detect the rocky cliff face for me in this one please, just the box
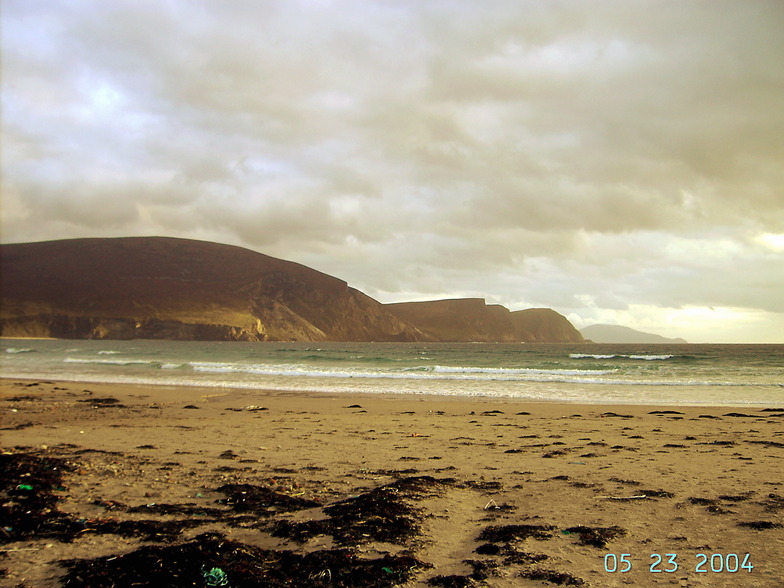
[385,299,584,343]
[0,237,429,342]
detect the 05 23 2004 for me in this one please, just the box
[603,553,754,573]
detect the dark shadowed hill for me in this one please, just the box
[0,237,430,342]
[580,324,688,344]
[385,299,584,343]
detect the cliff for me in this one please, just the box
[385,299,584,343]
[0,237,429,342]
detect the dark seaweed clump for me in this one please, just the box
[273,476,450,546]
[60,532,426,587]
[563,526,626,549]
[217,483,321,515]
[477,524,556,543]
[737,521,783,530]
[760,494,784,511]
[0,451,225,544]
[427,575,475,587]
[0,452,74,543]
[519,567,586,585]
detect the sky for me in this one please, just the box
[2,1,783,343]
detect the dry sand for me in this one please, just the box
[1,378,783,587]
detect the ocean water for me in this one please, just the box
[1,339,783,406]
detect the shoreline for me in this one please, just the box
[2,376,779,409]
[2,377,783,586]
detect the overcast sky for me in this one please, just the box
[3,1,783,343]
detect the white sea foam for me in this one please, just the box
[5,347,35,354]
[64,358,158,366]
[569,353,674,361]
[98,350,121,355]
[427,365,613,376]
[187,361,623,385]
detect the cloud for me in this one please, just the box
[2,0,783,342]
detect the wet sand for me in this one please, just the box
[1,378,783,587]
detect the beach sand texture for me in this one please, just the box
[2,379,783,587]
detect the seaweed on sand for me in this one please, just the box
[59,532,427,587]
[216,483,321,515]
[519,567,586,585]
[273,476,451,546]
[476,524,557,543]
[562,525,627,549]
[0,451,73,543]
[1,451,221,544]
[737,521,783,530]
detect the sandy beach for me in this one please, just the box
[1,378,783,587]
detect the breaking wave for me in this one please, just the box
[570,353,674,361]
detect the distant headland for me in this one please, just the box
[0,236,583,343]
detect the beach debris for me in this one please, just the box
[477,524,556,544]
[688,497,719,506]
[77,397,125,408]
[638,489,675,498]
[759,493,784,511]
[463,480,503,491]
[519,567,586,585]
[462,559,501,580]
[216,483,320,515]
[59,532,427,587]
[427,574,475,587]
[562,525,626,548]
[746,440,784,448]
[202,565,229,586]
[706,505,735,514]
[700,440,735,446]
[737,520,783,530]
[542,450,568,458]
[718,492,755,502]
[0,451,73,543]
[1,450,214,545]
[483,499,515,512]
[273,476,451,546]
[609,477,641,486]
[598,495,648,501]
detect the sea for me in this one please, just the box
[1,339,783,407]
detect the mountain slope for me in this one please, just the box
[0,237,429,342]
[580,324,687,344]
[385,299,584,343]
